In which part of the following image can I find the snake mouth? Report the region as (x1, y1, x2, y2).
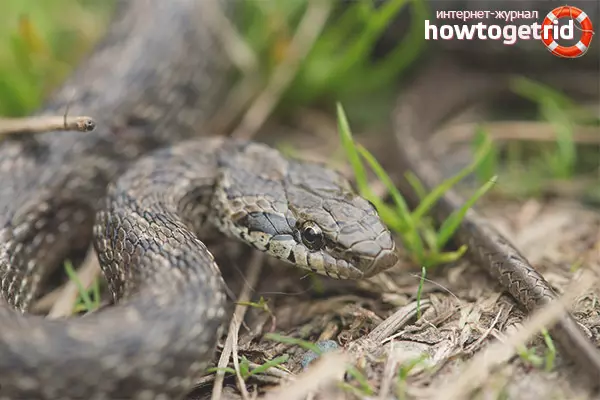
(362, 246, 399, 278)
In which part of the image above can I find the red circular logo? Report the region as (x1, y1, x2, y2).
(541, 6, 595, 58)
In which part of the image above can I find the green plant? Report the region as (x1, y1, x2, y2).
(0, 0, 114, 116)
(237, 0, 428, 118)
(471, 77, 599, 200)
(64, 260, 101, 314)
(337, 102, 496, 269)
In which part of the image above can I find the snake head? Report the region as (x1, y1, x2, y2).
(281, 160, 398, 279)
(212, 142, 398, 280)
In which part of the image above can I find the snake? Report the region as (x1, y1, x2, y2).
(0, 1, 398, 399)
(391, 58, 600, 385)
(0, 0, 599, 398)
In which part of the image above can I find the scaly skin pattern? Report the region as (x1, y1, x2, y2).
(0, 0, 227, 398)
(0, 1, 398, 398)
(0, 0, 596, 397)
(0, 135, 398, 399)
(391, 59, 600, 384)
(0, 0, 231, 311)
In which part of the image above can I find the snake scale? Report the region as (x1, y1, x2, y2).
(391, 58, 600, 386)
(0, 1, 398, 399)
(0, 0, 599, 399)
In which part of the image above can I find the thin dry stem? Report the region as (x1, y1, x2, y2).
(377, 341, 400, 400)
(231, 313, 251, 400)
(32, 286, 65, 314)
(231, 0, 332, 139)
(261, 352, 349, 400)
(435, 270, 598, 400)
(431, 121, 600, 147)
(464, 306, 504, 353)
(211, 253, 264, 400)
(203, 0, 258, 76)
(0, 115, 96, 136)
(367, 300, 432, 346)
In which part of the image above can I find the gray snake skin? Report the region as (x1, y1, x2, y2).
(392, 59, 600, 383)
(0, 1, 398, 399)
(0, 0, 599, 398)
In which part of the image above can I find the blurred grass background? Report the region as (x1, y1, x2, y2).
(0, 0, 426, 121)
(0, 0, 597, 203)
(0, 0, 114, 116)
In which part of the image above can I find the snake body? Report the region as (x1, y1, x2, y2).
(0, 1, 397, 398)
(0, 0, 231, 310)
(392, 59, 600, 382)
(1, 0, 599, 398)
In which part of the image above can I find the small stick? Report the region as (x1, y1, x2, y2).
(0, 115, 96, 136)
(435, 270, 597, 400)
(211, 253, 264, 400)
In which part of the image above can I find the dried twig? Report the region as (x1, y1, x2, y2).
(431, 120, 600, 147)
(261, 352, 348, 400)
(434, 270, 598, 400)
(203, 0, 257, 76)
(31, 285, 66, 314)
(358, 300, 432, 348)
(464, 306, 504, 353)
(211, 253, 264, 400)
(231, 313, 251, 400)
(0, 115, 96, 136)
(377, 341, 400, 400)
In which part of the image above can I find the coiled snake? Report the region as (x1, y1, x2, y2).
(1, 0, 599, 399)
(0, 1, 397, 399)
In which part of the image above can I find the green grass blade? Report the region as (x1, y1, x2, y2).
(345, 365, 374, 395)
(337, 102, 369, 193)
(510, 76, 574, 108)
(435, 176, 497, 250)
(424, 245, 467, 265)
(240, 356, 252, 378)
(337, 103, 403, 229)
(356, 144, 413, 230)
(247, 355, 290, 377)
(364, 0, 429, 88)
(540, 98, 576, 178)
(420, 226, 438, 253)
(92, 277, 101, 307)
(404, 171, 428, 201)
(206, 367, 236, 375)
(264, 333, 322, 354)
(332, 0, 409, 90)
(472, 126, 498, 183)
(411, 132, 493, 221)
(416, 266, 426, 319)
(64, 260, 94, 312)
(541, 329, 556, 372)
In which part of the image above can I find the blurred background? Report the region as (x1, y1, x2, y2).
(0, 0, 598, 203)
(1, 1, 599, 398)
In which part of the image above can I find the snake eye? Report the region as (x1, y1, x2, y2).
(300, 221, 324, 250)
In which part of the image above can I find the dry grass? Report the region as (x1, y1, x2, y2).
(175, 118, 600, 400)
(4, 2, 599, 399)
